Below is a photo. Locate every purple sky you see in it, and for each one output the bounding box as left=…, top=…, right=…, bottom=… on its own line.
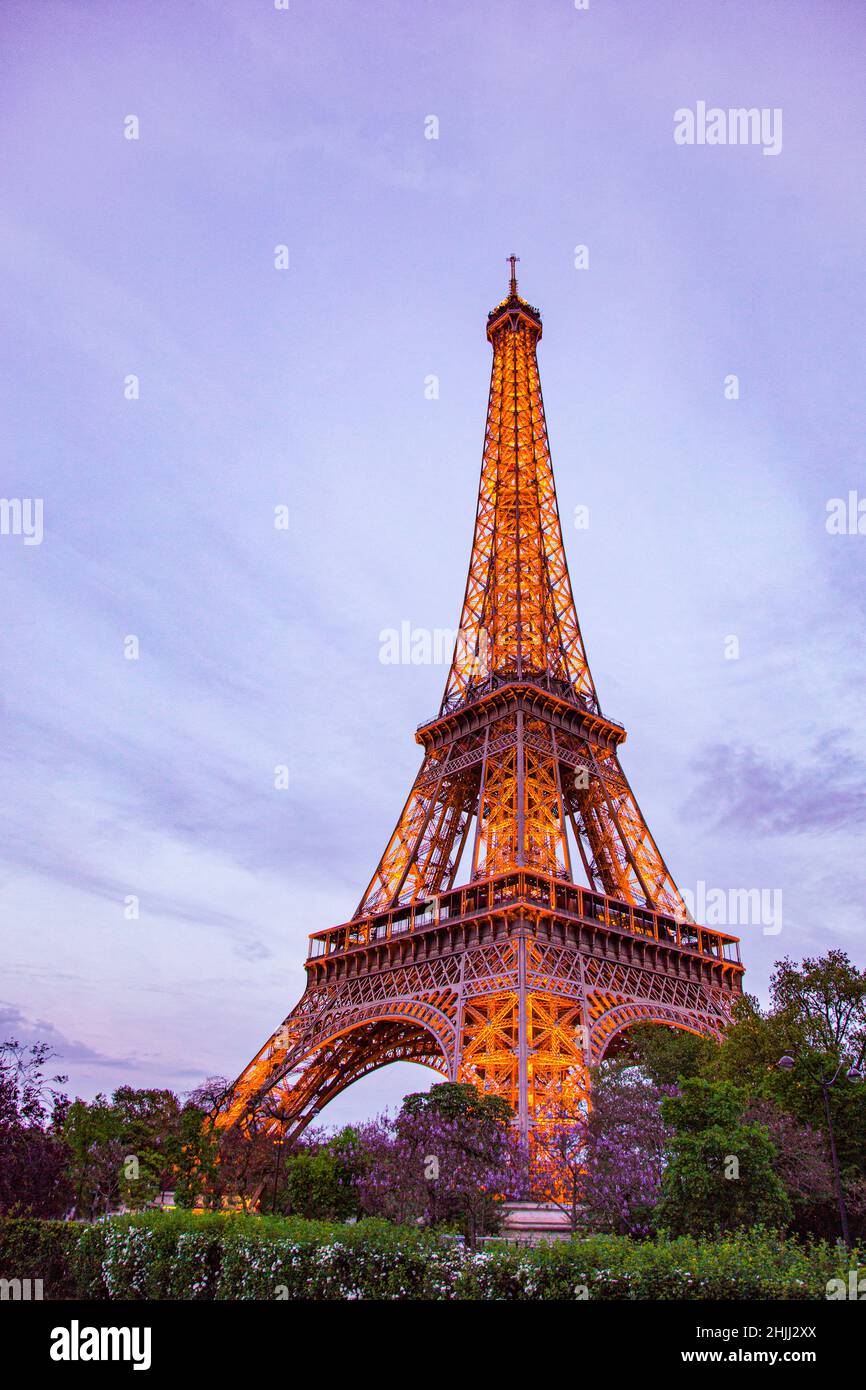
left=1, top=0, right=864, bottom=1124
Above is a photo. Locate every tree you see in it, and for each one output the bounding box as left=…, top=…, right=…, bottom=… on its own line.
left=709, top=958, right=866, bottom=1229
left=709, top=993, right=808, bottom=1100
left=530, top=1065, right=672, bottom=1236
left=581, top=1065, right=672, bottom=1237
left=282, top=1148, right=360, bottom=1221
left=174, top=1076, right=226, bottom=1208
left=63, top=1094, right=127, bottom=1219
left=625, top=1024, right=715, bottom=1088
left=0, top=1040, right=71, bottom=1218
left=526, top=1087, right=586, bottom=1232
left=745, top=1098, right=837, bottom=1239
left=199, top=1115, right=277, bottom=1212
left=111, top=1087, right=184, bottom=1208
left=658, top=1078, right=790, bottom=1236
left=187, top=1076, right=231, bottom=1113
left=357, top=1083, right=520, bottom=1244
left=271, top=1124, right=367, bottom=1220
left=173, top=1101, right=219, bottom=1209
left=62, top=1084, right=219, bottom=1216
left=353, top=1116, right=429, bottom=1228
left=771, top=951, right=866, bottom=1061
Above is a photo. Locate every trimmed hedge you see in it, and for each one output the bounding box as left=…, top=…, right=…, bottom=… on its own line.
left=0, top=1212, right=859, bottom=1300
left=0, top=1217, right=81, bottom=1299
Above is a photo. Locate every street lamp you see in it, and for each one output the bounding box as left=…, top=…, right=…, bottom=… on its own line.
left=776, top=1053, right=863, bottom=1247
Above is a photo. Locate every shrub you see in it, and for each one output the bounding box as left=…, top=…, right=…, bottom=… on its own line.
left=76, top=1211, right=230, bottom=1300
left=281, top=1151, right=359, bottom=1222
left=659, top=1079, right=792, bottom=1236
left=0, top=1216, right=79, bottom=1299
left=0, top=1213, right=858, bottom=1301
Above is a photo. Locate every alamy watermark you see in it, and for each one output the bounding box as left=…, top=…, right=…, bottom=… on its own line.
left=826, top=491, right=866, bottom=535
left=826, top=1270, right=866, bottom=1300
left=0, top=497, right=43, bottom=545
left=677, top=880, right=782, bottom=936
left=50, top=1323, right=151, bottom=1370
left=674, top=102, right=782, bottom=157
left=0, top=1277, right=43, bottom=1300
left=379, top=622, right=490, bottom=676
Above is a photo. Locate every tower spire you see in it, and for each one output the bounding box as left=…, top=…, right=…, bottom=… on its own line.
left=441, top=266, right=596, bottom=717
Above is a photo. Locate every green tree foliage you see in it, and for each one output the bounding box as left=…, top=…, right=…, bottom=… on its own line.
left=282, top=1150, right=358, bottom=1221
left=173, top=1103, right=219, bottom=1209
left=62, top=1096, right=125, bottom=1219
left=658, top=1078, right=791, bottom=1236
left=625, top=1024, right=715, bottom=1087
left=0, top=1040, right=71, bottom=1218
left=401, top=1081, right=512, bottom=1127
left=62, top=1086, right=216, bottom=1217
left=627, top=953, right=866, bottom=1240
left=711, top=955, right=866, bottom=1231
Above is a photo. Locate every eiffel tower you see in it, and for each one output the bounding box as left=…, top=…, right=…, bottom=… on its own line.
left=216, top=259, right=743, bottom=1140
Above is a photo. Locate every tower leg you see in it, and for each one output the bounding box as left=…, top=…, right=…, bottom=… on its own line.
left=517, top=931, right=530, bottom=1140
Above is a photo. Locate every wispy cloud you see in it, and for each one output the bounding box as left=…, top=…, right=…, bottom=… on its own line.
left=0, top=1001, right=136, bottom=1071
left=685, top=737, right=866, bottom=836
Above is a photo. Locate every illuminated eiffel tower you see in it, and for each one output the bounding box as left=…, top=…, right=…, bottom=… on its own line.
left=216, top=259, right=743, bottom=1140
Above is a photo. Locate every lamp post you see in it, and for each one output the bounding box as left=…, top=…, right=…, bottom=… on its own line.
left=777, top=1054, right=863, bottom=1246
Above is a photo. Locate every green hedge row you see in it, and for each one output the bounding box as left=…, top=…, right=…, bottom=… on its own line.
left=0, top=1217, right=81, bottom=1299
left=0, top=1212, right=859, bottom=1300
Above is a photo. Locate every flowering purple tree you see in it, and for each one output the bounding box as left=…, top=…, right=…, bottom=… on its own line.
left=531, top=1065, right=673, bottom=1236
left=580, top=1070, right=673, bottom=1236
left=351, top=1116, right=427, bottom=1227
left=355, top=1083, right=523, bottom=1244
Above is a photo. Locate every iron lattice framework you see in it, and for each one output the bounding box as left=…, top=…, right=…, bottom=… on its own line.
left=216, top=261, right=743, bottom=1139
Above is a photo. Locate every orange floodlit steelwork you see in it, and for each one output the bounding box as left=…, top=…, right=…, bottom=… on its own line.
left=215, top=261, right=743, bottom=1139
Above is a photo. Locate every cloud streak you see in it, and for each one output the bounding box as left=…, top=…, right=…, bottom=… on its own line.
left=685, top=738, right=866, bottom=836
